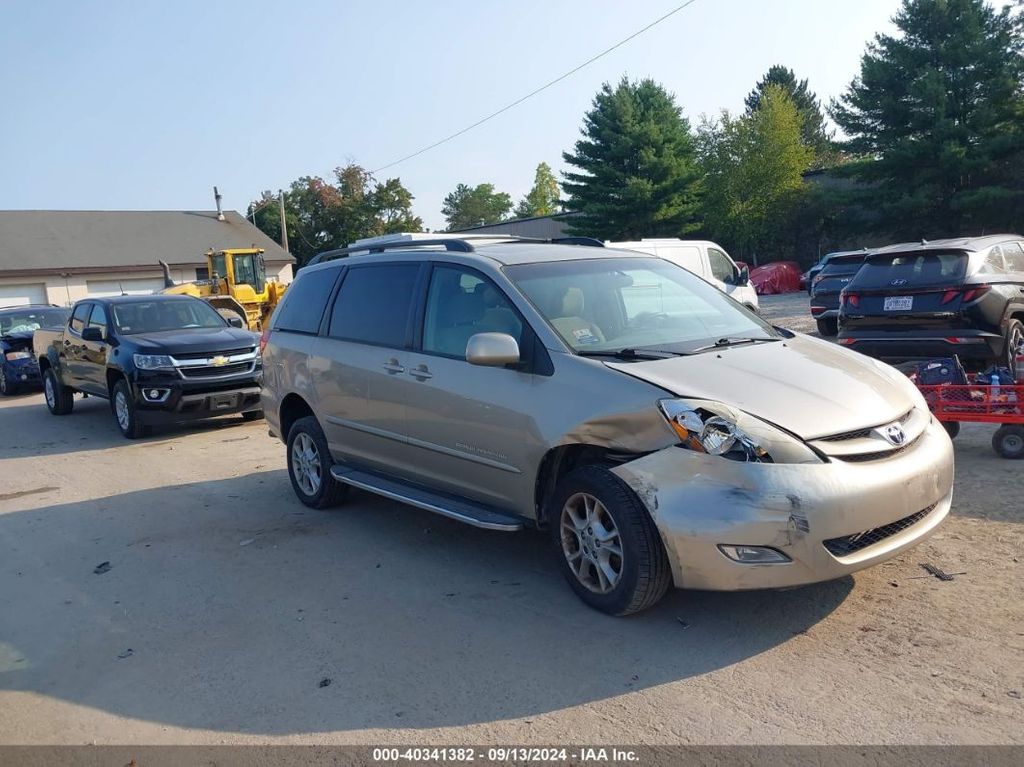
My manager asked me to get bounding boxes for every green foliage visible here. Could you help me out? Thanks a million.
[441,183,513,230]
[745,65,836,166]
[514,162,562,219]
[561,77,702,240]
[697,86,815,261]
[830,0,1024,237]
[248,164,423,266]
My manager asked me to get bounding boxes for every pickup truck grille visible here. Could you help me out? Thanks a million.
[179,362,253,379]
[173,347,254,360]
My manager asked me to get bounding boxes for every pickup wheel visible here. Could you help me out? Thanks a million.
[112,379,147,439]
[549,465,671,616]
[0,365,18,396]
[286,416,349,509]
[43,368,74,415]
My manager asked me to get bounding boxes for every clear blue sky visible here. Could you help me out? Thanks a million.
[1,0,903,232]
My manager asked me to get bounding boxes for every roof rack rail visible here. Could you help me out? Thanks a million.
[307,238,476,266]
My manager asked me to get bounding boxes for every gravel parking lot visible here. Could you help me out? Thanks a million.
[1,294,1021,745]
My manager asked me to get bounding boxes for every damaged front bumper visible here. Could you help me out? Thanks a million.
[611,417,954,591]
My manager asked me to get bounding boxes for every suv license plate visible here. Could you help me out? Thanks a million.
[884,296,913,311]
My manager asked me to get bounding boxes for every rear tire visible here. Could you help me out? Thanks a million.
[286,416,349,509]
[0,365,18,396]
[241,409,264,422]
[993,424,1024,459]
[1005,319,1023,381]
[548,465,671,616]
[816,317,838,337]
[43,368,74,415]
[942,421,960,439]
[112,379,148,439]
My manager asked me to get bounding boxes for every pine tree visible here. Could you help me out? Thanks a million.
[514,162,561,219]
[830,0,1024,236]
[745,65,835,166]
[562,78,702,240]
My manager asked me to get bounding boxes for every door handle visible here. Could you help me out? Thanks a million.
[410,364,432,381]
[382,359,405,374]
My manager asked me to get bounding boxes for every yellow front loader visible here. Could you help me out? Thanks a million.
[159,248,287,331]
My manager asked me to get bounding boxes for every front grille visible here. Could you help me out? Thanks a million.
[179,362,253,378]
[819,409,913,443]
[834,434,922,462]
[823,503,937,557]
[174,347,254,361]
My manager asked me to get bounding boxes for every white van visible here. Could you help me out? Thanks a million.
[605,239,759,311]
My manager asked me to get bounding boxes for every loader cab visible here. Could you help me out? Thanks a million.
[207,249,268,295]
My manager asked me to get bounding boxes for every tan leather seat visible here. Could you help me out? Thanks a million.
[550,287,605,347]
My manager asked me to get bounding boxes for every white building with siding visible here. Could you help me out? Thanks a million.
[0,210,293,307]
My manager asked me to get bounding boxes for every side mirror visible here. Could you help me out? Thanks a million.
[226,316,245,328]
[466,332,520,367]
[737,266,750,286]
[82,327,104,342]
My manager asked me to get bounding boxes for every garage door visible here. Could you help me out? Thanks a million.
[86,278,166,298]
[0,282,48,307]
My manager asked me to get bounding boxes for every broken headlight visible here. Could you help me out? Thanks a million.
[658,399,821,464]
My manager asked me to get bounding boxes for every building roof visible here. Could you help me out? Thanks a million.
[0,210,293,276]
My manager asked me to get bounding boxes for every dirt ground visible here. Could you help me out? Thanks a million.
[0,293,1021,745]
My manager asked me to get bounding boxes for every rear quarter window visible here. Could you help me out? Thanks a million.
[272,269,339,334]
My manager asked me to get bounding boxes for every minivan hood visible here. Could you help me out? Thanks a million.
[126,328,258,355]
[606,335,915,441]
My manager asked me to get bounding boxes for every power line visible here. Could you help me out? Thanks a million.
[369,0,702,174]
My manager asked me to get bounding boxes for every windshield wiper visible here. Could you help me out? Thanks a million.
[577,348,683,361]
[689,337,780,354]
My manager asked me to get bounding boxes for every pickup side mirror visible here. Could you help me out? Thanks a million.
[226,316,245,328]
[81,327,104,342]
[466,332,520,367]
[736,266,750,286]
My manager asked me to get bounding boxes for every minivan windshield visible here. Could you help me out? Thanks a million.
[506,257,777,355]
[852,251,967,289]
[111,299,228,335]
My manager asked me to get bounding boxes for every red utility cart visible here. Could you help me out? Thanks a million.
[916,383,1024,459]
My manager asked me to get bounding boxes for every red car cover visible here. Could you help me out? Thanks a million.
[749,261,803,295]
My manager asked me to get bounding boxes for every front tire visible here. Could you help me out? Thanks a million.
[549,465,671,616]
[0,365,18,396]
[43,368,74,414]
[112,379,147,439]
[942,421,961,439]
[1005,319,1023,381]
[286,416,349,509]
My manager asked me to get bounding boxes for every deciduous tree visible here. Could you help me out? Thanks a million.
[441,183,513,230]
[514,162,561,218]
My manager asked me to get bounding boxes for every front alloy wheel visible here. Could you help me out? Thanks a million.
[560,493,624,594]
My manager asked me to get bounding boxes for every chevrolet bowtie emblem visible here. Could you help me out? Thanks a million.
[210,355,229,366]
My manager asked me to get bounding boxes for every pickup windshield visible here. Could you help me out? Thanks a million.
[505,256,777,355]
[110,300,227,335]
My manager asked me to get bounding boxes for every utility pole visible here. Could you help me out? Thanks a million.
[278,189,289,254]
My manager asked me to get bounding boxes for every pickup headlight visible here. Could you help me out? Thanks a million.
[658,399,822,464]
[4,351,31,361]
[133,354,175,370]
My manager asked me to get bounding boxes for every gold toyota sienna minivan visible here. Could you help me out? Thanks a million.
[260,235,954,615]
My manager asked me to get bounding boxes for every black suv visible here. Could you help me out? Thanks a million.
[810,252,868,336]
[838,235,1024,376]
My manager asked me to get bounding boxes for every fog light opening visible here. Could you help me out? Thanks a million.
[142,388,170,403]
[718,545,791,564]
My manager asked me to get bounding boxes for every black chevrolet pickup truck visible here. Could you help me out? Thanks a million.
[34,294,263,438]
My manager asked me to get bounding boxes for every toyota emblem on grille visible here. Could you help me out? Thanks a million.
[883,424,906,446]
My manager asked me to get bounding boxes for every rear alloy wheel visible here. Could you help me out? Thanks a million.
[993,424,1024,459]
[43,368,74,415]
[286,416,349,509]
[816,317,839,337]
[549,466,671,616]
[112,380,147,439]
[0,365,17,396]
[1005,319,1023,381]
